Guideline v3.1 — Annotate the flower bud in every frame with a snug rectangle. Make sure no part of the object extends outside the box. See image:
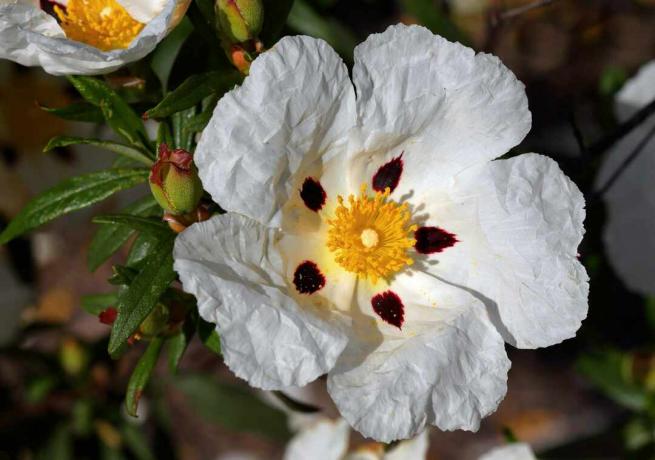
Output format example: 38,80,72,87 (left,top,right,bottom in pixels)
149,144,203,215
138,303,170,339
215,0,264,44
